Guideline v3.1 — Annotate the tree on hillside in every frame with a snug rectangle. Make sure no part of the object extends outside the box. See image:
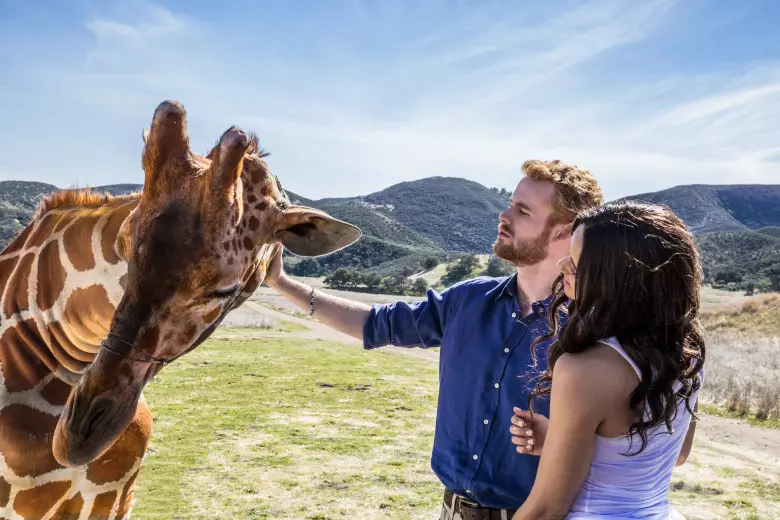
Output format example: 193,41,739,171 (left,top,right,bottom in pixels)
381,274,410,295
324,268,362,290
423,257,439,271
441,254,479,286
363,273,383,292
482,255,514,277
713,269,742,286
410,278,428,296
765,264,780,292
288,258,320,277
